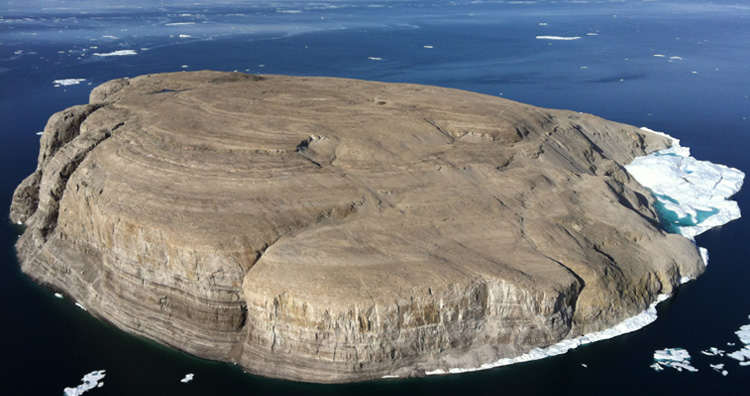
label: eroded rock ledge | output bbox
[11,71,703,383]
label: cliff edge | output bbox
[11,71,704,383]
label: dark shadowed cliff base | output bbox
[10,71,703,383]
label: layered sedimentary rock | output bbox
[11,71,704,383]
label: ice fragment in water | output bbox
[701,347,725,356]
[63,370,105,396]
[710,363,728,376]
[53,78,86,86]
[652,348,698,372]
[93,50,137,57]
[535,35,581,40]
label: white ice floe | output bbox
[93,50,137,57]
[63,370,105,396]
[654,347,691,362]
[625,128,744,241]
[426,294,670,375]
[179,34,192,38]
[737,322,750,344]
[165,22,196,26]
[652,348,698,372]
[536,35,581,40]
[423,45,433,49]
[654,54,666,57]
[54,292,63,299]
[53,78,86,86]
[710,363,729,376]
[670,56,683,61]
[75,302,87,311]
[701,347,725,356]
[367,57,382,61]
[727,324,750,364]
[180,373,194,383]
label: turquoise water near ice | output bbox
[1,1,750,394]
[652,193,721,234]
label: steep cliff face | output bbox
[11,71,704,383]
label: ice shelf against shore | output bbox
[63,370,105,396]
[625,128,744,241]
[425,294,669,375]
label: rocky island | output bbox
[11,71,706,383]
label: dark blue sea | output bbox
[1,1,749,394]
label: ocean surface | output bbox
[1,0,749,394]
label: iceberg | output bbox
[701,347,725,356]
[625,128,744,241]
[727,324,750,364]
[735,322,750,344]
[180,373,194,383]
[63,370,105,396]
[710,363,729,376]
[535,35,582,40]
[652,348,698,372]
[92,50,137,57]
[53,78,86,86]
[654,347,691,362]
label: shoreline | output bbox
[418,128,744,378]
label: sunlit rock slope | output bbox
[11,71,704,383]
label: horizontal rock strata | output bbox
[11,71,704,383]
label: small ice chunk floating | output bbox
[652,348,698,372]
[63,370,106,396]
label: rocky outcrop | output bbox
[11,71,704,383]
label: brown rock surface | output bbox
[11,71,704,383]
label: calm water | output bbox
[1,1,749,394]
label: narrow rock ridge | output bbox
[11,71,704,383]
